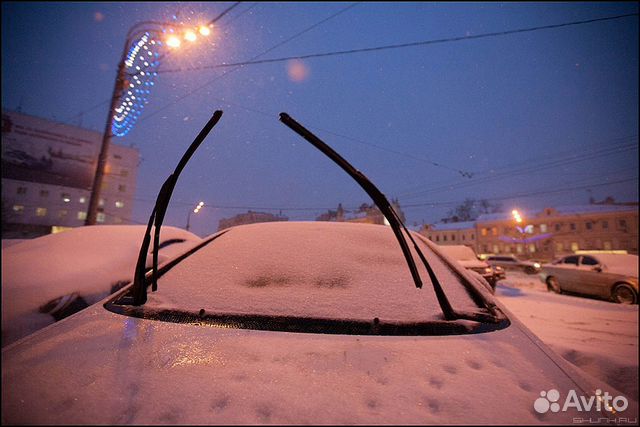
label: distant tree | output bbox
[445,198,501,222]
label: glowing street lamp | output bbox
[186,201,205,231]
[85,21,211,225]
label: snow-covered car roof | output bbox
[1,225,202,346]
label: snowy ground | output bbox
[495,271,638,402]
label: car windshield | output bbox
[133,222,484,323]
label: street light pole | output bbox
[85,21,211,225]
[85,41,129,225]
[186,201,204,231]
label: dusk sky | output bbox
[2,2,638,237]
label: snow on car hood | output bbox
[2,301,632,425]
[1,225,201,343]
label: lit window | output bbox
[571,242,579,251]
[79,197,86,204]
[61,193,71,203]
[58,210,68,218]
[96,212,106,223]
[12,205,24,213]
[540,224,547,233]
[528,244,535,253]
[481,228,487,236]
[77,211,87,220]
[99,198,105,207]
[36,207,47,217]
[493,245,499,253]
[516,244,523,254]
[491,227,497,236]
[556,242,563,252]
[17,186,27,195]
[604,241,612,250]
[39,190,49,197]
[115,200,124,208]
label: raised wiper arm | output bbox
[130,110,224,306]
[279,113,455,320]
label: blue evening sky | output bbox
[2,2,638,236]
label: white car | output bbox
[540,253,639,304]
[2,112,636,424]
[1,225,202,346]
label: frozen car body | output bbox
[1,225,202,346]
[2,221,637,425]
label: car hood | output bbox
[3,299,636,425]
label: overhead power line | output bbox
[157,12,639,74]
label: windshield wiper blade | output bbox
[279,113,456,321]
[130,110,224,306]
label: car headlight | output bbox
[533,262,541,269]
[485,267,493,274]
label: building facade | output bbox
[420,204,638,260]
[2,110,139,238]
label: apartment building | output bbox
[2,110,139,238]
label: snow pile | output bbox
[496,271,639,401]
[1,225,201,346]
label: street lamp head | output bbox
[198,25,211,36]
[184,30,197,42]
[166,35,181,48]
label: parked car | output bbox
[539,253,639,304]
[1,225,202,347]
[2,112,635,424]
[486,254,541,275]
[437,245,505,291]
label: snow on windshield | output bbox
[149,222,482,322]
